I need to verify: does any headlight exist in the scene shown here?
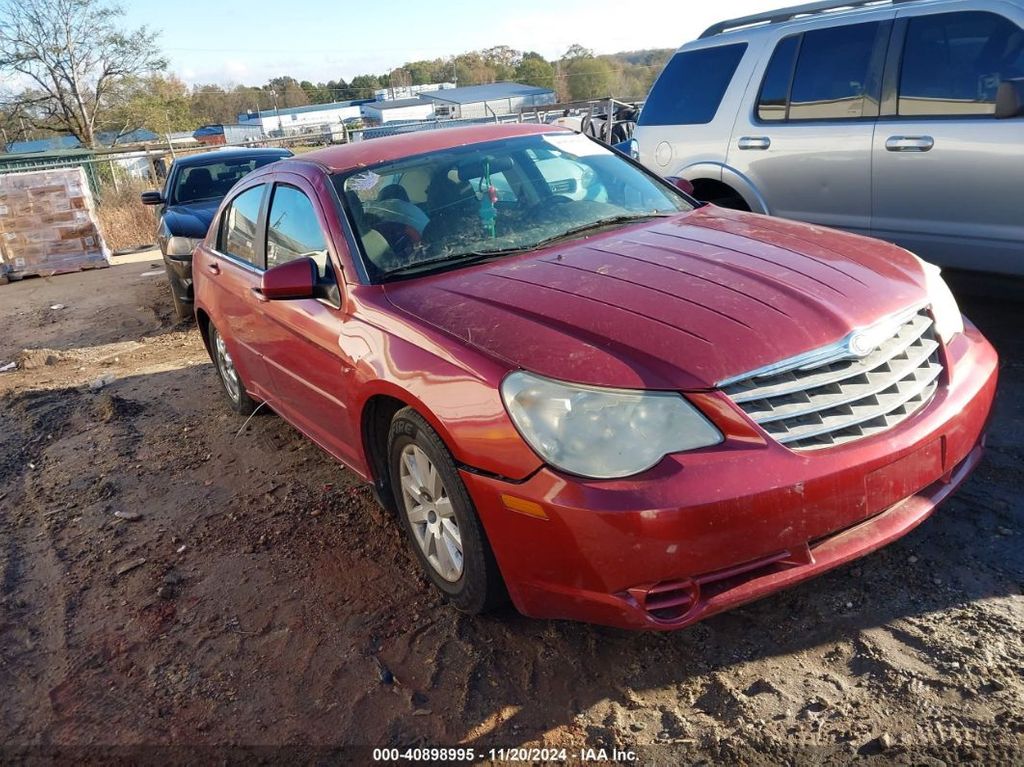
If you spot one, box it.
[166,236,201,257]
[500,371,723,479]
[913,254,963,344]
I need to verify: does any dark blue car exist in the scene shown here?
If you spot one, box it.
[142,147,292,319]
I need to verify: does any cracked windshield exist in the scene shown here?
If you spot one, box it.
[335,132,693,280]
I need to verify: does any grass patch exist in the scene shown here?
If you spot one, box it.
[96,181,158,253]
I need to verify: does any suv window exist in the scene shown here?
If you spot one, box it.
[899,11,1024,117]
[219,185,265,266]
[266,185,331,278]
[758,35,800,121]
[789,22,882,120]
[638,43,747,126]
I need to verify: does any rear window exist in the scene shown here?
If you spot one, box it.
[757,36,800,121]
[638,44,747,126]
[899,11,1024,117]
[789,22,882,120]
[755,22,884,122]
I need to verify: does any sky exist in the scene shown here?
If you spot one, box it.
[120,0,781,86]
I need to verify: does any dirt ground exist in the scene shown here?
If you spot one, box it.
[0,259,1021,764]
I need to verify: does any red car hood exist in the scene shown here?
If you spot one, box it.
[383,206,929,390]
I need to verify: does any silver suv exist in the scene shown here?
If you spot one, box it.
[633,0,1024,276]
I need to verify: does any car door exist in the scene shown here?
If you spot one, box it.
[728,18,892,235]
[205,182,274,398]
[872,7,1024,275]
[249,177,361,467]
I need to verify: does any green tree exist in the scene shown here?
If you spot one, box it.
[481,45,520,81]
[104,74,193,141]
[453,51,497,86]
[406,59,447,85]
[561,44,595,61]
[300,79,334,104]
[563,56,615,100]
[265,76,309,108]
[0,0,165,147]
[348,74,381,98]
[515,57,554,90]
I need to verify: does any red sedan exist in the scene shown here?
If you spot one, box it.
[191,124,997,630]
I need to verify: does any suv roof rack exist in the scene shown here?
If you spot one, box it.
[699,0,916,38]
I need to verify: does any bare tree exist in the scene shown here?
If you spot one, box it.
[0,0,165,147]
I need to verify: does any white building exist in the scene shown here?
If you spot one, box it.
[372,82,455,102]
[361,98,435,125]
[238,99,370,135]
[419,82,556,120]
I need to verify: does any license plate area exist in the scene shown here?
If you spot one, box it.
[865,438,943,511]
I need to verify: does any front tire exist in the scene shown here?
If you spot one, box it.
[387,408,506,614]
[208,323,257,415]
[164,262,192,322]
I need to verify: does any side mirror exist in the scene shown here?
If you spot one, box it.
[259,257,316,301]
[141,191,164,205]
[995,79,1024,119]
[665,176,695,196]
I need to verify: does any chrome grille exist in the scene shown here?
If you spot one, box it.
[721,307,943,450]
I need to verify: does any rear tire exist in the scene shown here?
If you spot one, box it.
[387,408,506,614]
[208,323,257,415]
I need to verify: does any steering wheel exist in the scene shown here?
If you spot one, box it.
[373,222,422,259]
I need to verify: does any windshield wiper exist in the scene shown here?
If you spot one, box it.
[381,250,510,280]
[379,213,673,281]
[522,212,674,250]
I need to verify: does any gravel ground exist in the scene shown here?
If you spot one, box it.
[0,261,1021,764]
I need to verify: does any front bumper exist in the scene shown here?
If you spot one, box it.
[462,321,998,630]
[163,253,194,304]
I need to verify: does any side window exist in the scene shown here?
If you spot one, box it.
[266,185,332,279]
[899,12,1024,117]
[789,22,881,120]
[758,35,800,121]
[219,185,265,266]
[637,43,747,126]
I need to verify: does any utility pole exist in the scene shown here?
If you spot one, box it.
[270,89,281,135]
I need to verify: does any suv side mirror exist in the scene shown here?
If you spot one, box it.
[259,257,316,300]
[141,191,164,205]
[995,79,1024,119]
[665,176,695,196]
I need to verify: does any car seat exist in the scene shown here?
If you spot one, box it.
[180,167,214,201]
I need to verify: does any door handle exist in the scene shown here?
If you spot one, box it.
[250,287,269,303]
[885,136,934,152]
[206,261,220,275]
[738,136,771,150]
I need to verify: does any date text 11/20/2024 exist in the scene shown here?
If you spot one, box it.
[372,747,638,762]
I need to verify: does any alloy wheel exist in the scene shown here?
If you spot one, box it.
[214,331,241,404]
[399,443,463,582]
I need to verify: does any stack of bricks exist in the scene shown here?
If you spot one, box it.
[0,167,110,280]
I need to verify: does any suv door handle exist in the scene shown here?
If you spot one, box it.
[885,136,934,152]
[738,136,771,150]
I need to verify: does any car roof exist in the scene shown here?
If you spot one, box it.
[291,123,566,174]
[172,147,292,168]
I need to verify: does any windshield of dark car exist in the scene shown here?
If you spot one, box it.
[331,133,693,280]
[170,156,282,205]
